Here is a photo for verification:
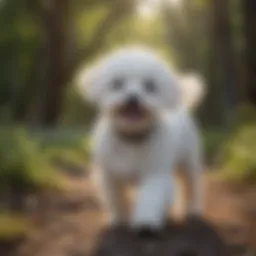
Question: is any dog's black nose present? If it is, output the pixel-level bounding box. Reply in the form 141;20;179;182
126;95;140;106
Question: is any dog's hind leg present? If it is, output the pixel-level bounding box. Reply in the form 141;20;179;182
179;150;204;218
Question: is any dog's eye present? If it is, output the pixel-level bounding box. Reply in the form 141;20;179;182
144;79;157;93
112;78;125;91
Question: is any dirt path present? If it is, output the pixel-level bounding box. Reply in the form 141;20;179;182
15;172;256;256
204;178;256;254
17;173;105;256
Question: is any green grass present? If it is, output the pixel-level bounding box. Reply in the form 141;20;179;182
31;127;88;148
30;127;91;166
0;213;30;241
218;124;256;183
0;127;67;192
0;126;92;193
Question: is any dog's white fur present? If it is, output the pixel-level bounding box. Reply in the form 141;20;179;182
80;46;204;229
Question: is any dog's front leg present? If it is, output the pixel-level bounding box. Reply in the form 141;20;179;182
98;171;128;225
184;165;203;218
131;172;173;229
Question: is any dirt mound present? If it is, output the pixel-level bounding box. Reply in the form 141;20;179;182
94;219;227;256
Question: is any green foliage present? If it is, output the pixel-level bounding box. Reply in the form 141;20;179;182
0;213;30;241
75;5;110;47
0;128;62;191
205;105;256;183
0;0;40;120
219;124;256;183
217;105;256;183
162;0;210;73
61;86;96;126
203;104;256;183
0;0;136;124
203;130;226;163
45;147;88;173
31;128;91;174
230;103;256;127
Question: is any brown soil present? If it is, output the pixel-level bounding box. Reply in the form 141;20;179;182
3;172;255;256
204;177;256;254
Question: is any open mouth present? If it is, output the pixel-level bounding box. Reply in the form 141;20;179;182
117;104;148;121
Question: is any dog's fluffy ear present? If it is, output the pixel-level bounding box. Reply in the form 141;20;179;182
162;71;205;110
77;63;103;104
179;73;205;110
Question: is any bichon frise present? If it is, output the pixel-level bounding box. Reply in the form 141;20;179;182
79;46;204;230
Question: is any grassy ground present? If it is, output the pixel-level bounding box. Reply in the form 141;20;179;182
0;214;30;241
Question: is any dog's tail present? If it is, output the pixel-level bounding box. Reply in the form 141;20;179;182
179;73;205;110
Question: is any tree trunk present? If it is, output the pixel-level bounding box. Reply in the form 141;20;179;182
38;0;69;126
13;48;43;122
210;0;238;127
33;0;135;126
243;0;256;105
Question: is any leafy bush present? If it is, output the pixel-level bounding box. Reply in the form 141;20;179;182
0;213;30;241
33;128;91;174
0;128;62;192
45;146;90;174
219;124;256;183
203;130;226;164
203;104;256;183
230;103;256;127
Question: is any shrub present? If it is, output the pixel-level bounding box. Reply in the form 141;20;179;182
230;103;256;128
0;128;62;192
219;124;256;183
0;213;30;241
35;129;91;174
203;130;226;164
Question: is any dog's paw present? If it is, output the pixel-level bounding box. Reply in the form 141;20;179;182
131;212;162;227
185;212;205;228
135;226;162;240
130;213;165;233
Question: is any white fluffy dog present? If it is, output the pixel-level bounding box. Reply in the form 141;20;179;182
80;46;204;230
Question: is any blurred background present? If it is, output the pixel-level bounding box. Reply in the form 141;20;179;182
0;0;255;255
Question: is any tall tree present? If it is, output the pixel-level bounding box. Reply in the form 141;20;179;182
0;0;39;121
161;0;222;126
210;0;238;126
37;0;69;125
37;0;136;126
11;0;137;126
243;0;256;105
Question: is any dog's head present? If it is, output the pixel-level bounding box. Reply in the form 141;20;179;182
80;47;181;135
